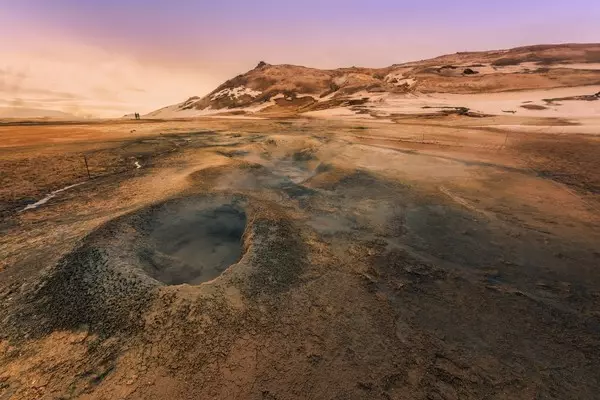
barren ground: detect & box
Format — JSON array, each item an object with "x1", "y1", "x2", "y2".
[{"x1": 1, "y1": 115, "x2": 599, "y2": 399}]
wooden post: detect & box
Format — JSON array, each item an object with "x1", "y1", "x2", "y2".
[
  {"x1": 500, "y1": 132, "x2": 509, "y2": 151},
  {"x1": 83, "y1": 154, "x2": 91, "y2": 179}
]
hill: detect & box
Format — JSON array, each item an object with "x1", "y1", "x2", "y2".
[
  {"x1": 0, "y1": 107, "x2": 77, "y2": 120},
  {"x1": 146, "y1": 43, "x2": 600, "y2": 119}
]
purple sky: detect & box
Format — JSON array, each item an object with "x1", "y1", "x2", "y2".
[{"x1": 1, "y1": 0, "x2": 599, "y2": 116}]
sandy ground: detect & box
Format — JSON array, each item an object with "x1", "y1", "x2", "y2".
[{"x1": 1, "y1": 114, "x2": 599, "y2": 399}]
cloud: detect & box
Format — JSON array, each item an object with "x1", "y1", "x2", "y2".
[
  {"x1": 9, "y1": 98, "x2": 26, "y2": 108},
  {"x1": 0, "y1": 68, "x2": 29, "y2": 92},
  {"x1": 0, "y1": 33, "x2": 217, "y2": 117}
]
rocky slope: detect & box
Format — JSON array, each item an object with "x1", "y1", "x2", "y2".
[{"x1": 146, "y1": 43, "x2": 600, "y2": 118}]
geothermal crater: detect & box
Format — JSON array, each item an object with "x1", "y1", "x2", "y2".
[{"x1": 135, "y1": 199, "x2": 247, "y2": 285}]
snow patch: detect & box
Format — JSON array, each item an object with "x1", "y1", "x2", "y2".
[
  {"x1": 333, "y1": 76, "x2": 348, "y2": 86},
  {"x1": 270, "y1": 93, "x2": 286, "y2": 101},
  {"x1": 20, "y1": 182, "x2": 85, "y2": 212},
  {"x1": 211, "y1": 86, "x2": 262, "y2": 100},
  {"x1": 550, "y1": 63, "x2": 600, "y2": 70},
  {"x1": 394, "y1": 78, "x2": 416, "y2": 87}
]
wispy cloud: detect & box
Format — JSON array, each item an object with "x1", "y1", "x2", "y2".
[{"x1": 0, "y1": 35, "x2": 216, "y2": 117}]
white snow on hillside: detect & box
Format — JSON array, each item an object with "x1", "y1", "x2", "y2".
[{"x1": 211, "y1": 86, "x2": 262, "y2": 100}]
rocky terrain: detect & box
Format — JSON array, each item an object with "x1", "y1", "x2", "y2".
[{"x1": 147, "y1": 43, "x2": 600, "y2": 119}]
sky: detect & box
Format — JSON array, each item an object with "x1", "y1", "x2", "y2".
[{"x1": 1, "y1": 0, "x2": 599, "y2": 117}]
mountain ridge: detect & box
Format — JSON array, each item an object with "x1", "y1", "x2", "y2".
[{"x1": 146, "y1": 43, "x2": 600, "y2": 118}]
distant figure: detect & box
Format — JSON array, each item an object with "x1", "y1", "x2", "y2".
[{"x1": 134, "y1": 112, "x2": 140, "y2": 120}]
